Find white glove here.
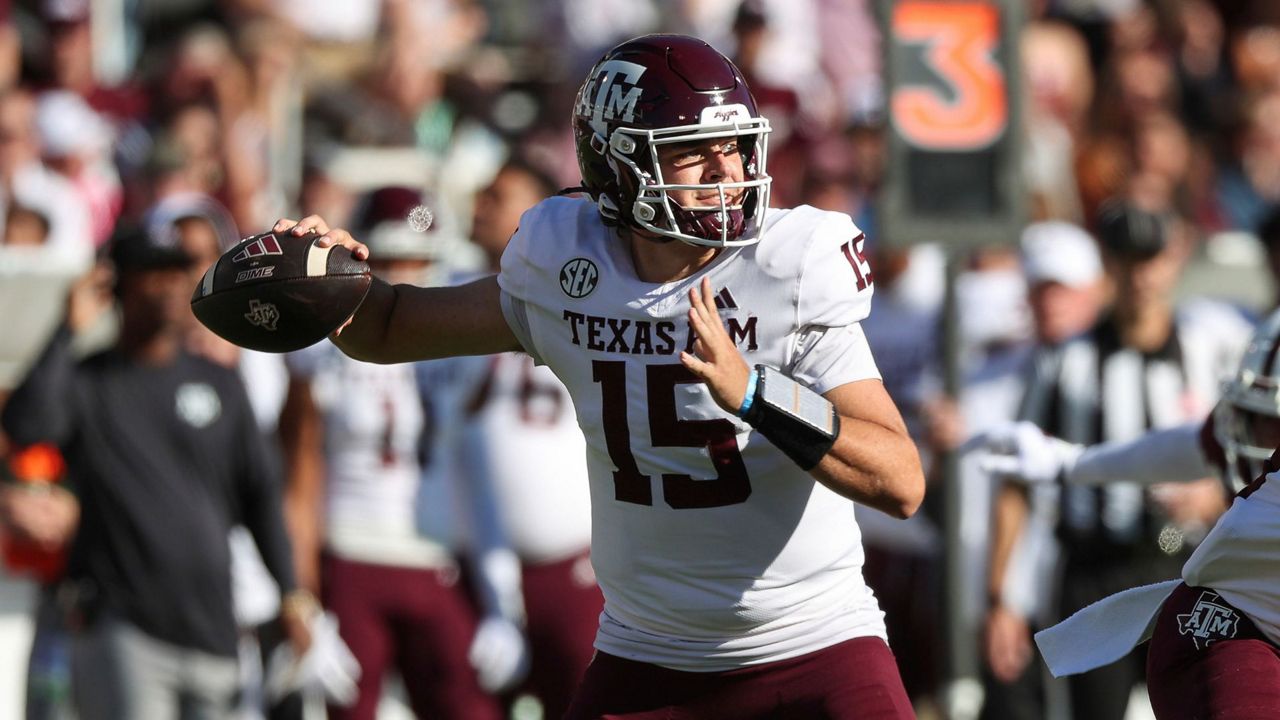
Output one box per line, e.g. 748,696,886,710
265,611,362,707
967,421,1083,485
468,615,530,694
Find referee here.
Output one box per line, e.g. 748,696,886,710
1003,201,1251,720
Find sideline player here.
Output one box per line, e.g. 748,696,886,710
972,308,1280,718
269,35,924,718
423,158,602,720
280,186,522,720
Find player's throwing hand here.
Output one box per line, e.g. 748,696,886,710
681,276,752,415
272,216,371,261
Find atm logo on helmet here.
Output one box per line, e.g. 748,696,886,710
580,60,647,124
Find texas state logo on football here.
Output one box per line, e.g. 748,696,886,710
562,309,758,355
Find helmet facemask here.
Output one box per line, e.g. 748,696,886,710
620,116,772,248
1216,372,1280,492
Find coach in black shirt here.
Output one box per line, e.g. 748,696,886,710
2,226,310,720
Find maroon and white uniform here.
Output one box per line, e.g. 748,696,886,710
431,350,602,718
498,195,885,671
288,344,457,568
287,344,502,720
1178,473,1280,646
440,352,594,563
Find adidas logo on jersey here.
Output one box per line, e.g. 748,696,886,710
714,287,738,310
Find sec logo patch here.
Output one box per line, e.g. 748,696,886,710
560,258,599,299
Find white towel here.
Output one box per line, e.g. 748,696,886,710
1034,579,1181,677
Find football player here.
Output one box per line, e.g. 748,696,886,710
972,307,1280,718
272,35,924,718
279,186,523,720
423,159,602,720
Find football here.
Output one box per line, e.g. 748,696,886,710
191,230,372,353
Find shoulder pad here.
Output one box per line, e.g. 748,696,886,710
498,196,594,302
757,206,874,328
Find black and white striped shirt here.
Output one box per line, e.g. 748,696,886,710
1019,303,1250,561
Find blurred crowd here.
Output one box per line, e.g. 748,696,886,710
1,0,1280,718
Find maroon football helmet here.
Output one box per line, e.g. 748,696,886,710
573,34,772,247
1215,308,1280,492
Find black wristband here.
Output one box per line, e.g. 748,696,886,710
741,365,841,470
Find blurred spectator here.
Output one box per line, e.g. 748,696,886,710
1259,204,1280,307
33,0,149,135
1,443,77,720
539,0,656,75
1227,17,1280,96
1022,19,1093,222
3,203,50,247
1216,89,1280,231
34,91,122,247
729,0,816,209
1173,0,1234,137
0,225,310,720
814,0,882,126
0,1,18,93
280,186,518,720
0,88,93,264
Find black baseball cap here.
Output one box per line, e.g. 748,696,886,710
108,224,195,272
1095,200,1170,261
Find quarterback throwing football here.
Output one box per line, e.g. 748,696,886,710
275,35,924,719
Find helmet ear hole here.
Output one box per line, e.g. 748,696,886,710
633,202,657,222
611,134,637,155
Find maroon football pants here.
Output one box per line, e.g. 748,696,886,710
321,554,502,720
564,635,915,720
1146,583,1280,720
516,551,604,720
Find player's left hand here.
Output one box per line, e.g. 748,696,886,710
681,276,752,415
468,615,530,693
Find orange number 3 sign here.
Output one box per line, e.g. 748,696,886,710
891,2,1007,151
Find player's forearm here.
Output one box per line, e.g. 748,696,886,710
989,483,1027,591
812,420,924,518
333,276,521,363
1068,422,1211,486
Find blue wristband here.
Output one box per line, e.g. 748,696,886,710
737,368,759,417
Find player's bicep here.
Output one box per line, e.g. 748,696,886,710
825,378,910,438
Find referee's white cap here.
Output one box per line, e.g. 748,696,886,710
1020,221,1102,288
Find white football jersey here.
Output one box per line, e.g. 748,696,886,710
287,344,455,568
498,196,886,671
432,352,593,563
1181,473,1280,646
